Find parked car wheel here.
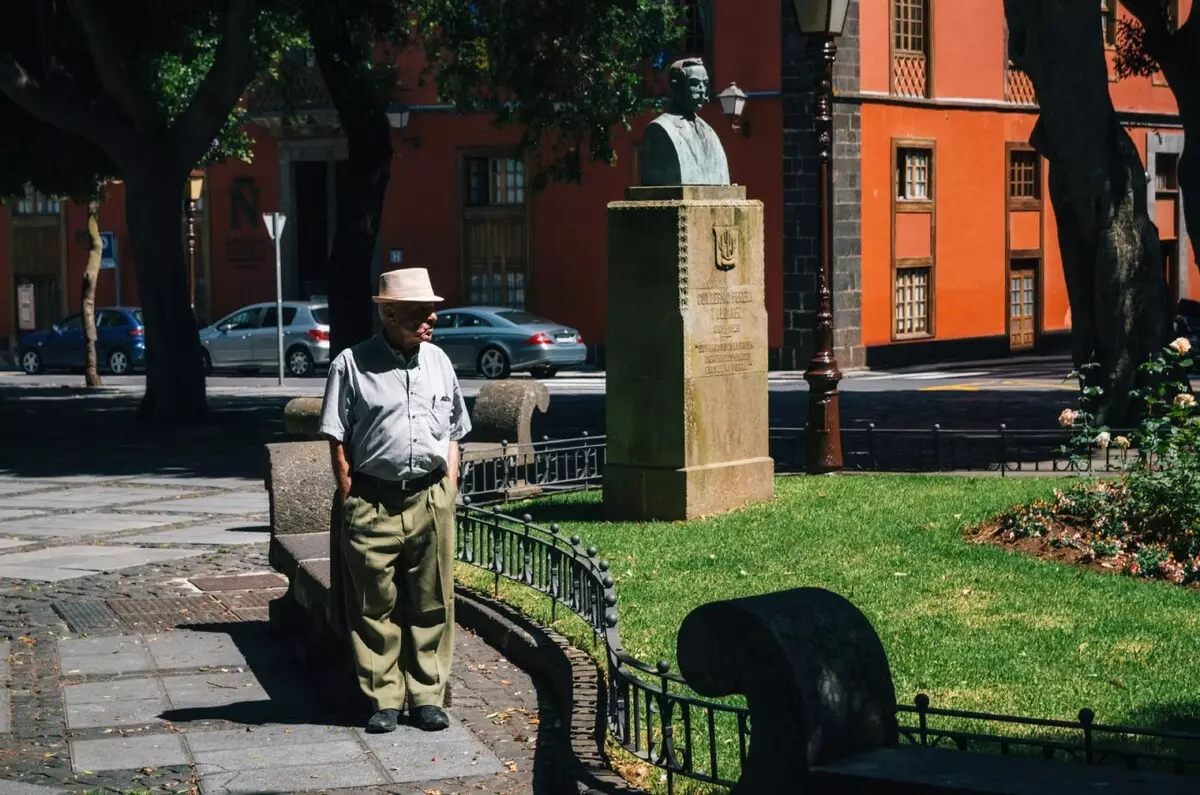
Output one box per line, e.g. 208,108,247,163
107,348,131,376
286,346,314,378
19,349,42,375
530,365,557,379
201,349,213,376
478,347,511,380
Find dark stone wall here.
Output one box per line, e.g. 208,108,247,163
778,0,864,371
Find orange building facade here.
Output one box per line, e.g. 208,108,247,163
0,0,1189,370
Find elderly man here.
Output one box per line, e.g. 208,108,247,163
318,267,471,734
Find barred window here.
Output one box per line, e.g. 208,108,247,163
894,0,927,53
1101,1,1117,47
1156,153,1180,192
1167,0,1181,32
1008,150,1040,200
895,267,931,337
14,185,61,216
466,157,525,206
897,148,931,201
675,0,710,57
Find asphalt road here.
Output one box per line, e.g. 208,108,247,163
0,361,1092,480
0,360,1083,398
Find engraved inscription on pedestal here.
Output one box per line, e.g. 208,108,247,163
688,287,766,379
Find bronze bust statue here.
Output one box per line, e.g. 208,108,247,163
641,58,731,187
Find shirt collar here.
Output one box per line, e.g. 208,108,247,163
379,334,421,369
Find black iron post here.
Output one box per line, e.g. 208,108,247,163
804,35,844,474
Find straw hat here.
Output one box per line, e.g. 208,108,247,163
373,268,443,303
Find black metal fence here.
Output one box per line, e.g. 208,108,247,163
452,434,1194,793
768,425,1137,475
458,434,606,501
899,695,1200,775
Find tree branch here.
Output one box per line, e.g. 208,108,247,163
172,0,257,169
0,51,125,155
71,0,160,130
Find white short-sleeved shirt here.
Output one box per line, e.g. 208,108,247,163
318,335,471,481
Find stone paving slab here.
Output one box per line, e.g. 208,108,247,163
0,509,44,521
0,512,201,539
124,521,271,546
161,672,268,709
64,677,169,729
0,686,8,734
69,733,188,773
147,631,250,671
0,539,33,550
359,718,507,783
0,781,67,794
0,640,9,678
189,727,367,771
58,636,153,676
138,492,270,516
198,760,386,795
0,546,204,582
0,486,198,511
122,476,262,490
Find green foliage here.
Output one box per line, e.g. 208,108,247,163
416,0,681,188
1026,340,1200,583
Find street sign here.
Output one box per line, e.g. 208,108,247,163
100,232,117,270
262,212,287,242
262,212,287,385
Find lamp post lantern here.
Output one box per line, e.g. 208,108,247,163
793,0,850,474
186,169,205,315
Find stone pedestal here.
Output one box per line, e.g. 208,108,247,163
605,185,773,521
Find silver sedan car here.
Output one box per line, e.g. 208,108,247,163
200,302,331,377
431,307,587,379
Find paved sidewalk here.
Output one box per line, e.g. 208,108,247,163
0,475,551,795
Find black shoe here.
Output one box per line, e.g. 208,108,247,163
366,708,402,733
411,705,450,732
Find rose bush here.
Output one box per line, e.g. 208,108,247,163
993,339,1200,585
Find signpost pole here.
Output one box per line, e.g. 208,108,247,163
263,213,288,386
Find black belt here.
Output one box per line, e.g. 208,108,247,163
355,470,445,493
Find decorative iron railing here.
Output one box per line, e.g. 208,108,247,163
456,428,1135,493
452,433,1193,793
458,433,605,501
768,425,1137,475
454,503,751,790
898,695,1200,775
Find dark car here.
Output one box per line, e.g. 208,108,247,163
18,307,146,376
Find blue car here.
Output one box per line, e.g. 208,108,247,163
18,307,146,376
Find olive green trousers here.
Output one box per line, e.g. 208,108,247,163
341,476,456,711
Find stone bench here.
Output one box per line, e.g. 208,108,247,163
677,588,1195,794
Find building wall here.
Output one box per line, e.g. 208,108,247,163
855,0,1187,367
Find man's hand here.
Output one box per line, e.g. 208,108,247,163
448,441,461,491
329,441,353,503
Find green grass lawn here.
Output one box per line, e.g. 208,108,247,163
465,475,1200,728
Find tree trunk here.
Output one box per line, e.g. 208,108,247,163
310,20,393,358
81,197,103,387
1006,0,1170,425
124,162,207,422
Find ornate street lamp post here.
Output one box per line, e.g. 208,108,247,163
793,0,850,474
186,169,205,314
